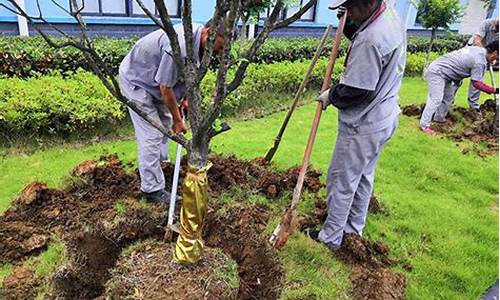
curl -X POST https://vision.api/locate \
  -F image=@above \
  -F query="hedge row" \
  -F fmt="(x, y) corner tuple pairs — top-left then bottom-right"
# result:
(0, 58), (344, 135)
(0, 33), (468, 78)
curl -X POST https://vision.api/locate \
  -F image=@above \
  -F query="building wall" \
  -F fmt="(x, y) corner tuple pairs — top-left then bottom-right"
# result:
(0, 0), (497, 37)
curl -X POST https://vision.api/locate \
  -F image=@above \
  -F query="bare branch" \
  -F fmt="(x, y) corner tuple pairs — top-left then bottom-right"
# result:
(208, 122), (231, 138)
(154, 0), (185, 79)
(203, 0), (241, 132)
(196, 0), (227, 82)
(182, 0), (195, 68)
(273, 0), (317, 30)
(135, 0), (165, 30)
(226, 0), (285, 94)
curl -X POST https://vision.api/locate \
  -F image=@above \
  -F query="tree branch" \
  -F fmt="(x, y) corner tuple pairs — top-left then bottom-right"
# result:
(203, 0), (241, 132)
(226, 0), (285, 94)
(273, 0), (317, 30)
(154, 0), (185, 80)
(135, 0), (165, 30)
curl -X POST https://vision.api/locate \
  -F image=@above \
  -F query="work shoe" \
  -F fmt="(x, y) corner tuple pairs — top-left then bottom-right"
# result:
(303, 227), (321, 242)
(419, 126), (436, 135)
(142, 189), (171, 204)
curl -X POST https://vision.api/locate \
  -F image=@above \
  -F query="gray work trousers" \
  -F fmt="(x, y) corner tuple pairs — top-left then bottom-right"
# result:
(318, 116), (399, 248)
(420, 71), (462, 127)
(120, 80), (172, 193)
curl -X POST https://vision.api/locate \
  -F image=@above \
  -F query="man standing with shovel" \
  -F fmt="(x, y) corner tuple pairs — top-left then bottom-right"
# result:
(308, 0), (406, 249)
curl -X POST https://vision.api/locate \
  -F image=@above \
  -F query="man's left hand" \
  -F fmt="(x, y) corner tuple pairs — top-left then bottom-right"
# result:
(179, 98), (189, 118)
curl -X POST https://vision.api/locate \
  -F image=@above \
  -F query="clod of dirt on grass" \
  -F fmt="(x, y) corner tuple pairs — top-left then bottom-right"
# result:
(297, 196), (405, 300)
(204, 203), (285, 300)
(402, 100), (499, 155)
(0, 222), (50, 264)
(104, 239), (239, 299)
(1, 267), (40, 300)
(334, 234), (406, 300)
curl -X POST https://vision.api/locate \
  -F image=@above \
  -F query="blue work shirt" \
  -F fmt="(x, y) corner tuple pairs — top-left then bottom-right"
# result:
(119, 24), (203, 102)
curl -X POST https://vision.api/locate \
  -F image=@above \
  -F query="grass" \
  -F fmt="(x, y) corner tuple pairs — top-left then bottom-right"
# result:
(0, 76), (498, 299)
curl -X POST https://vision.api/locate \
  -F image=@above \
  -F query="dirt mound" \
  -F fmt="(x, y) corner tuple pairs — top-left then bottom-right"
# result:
(401, 104), (424, 117)
(335, 234), (405, 300)
(104, 240), (239, 300)
(204, 204), (285, 299)
(1, 267), (40, 300)
(161, 154), (323, 198)
(402, 100), (499, 155)
(1, 155), (291, 299)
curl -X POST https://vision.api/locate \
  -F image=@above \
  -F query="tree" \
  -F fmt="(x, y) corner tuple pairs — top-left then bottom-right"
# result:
(2, 0), (317, 262)
(412, 0), (463, 67)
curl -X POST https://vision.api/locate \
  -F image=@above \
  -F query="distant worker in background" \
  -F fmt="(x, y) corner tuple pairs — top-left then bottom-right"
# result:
(420, 41), (499, 135)
(467, 18), (499, 112)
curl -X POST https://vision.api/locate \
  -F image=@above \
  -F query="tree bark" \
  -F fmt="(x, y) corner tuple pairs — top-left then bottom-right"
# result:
(425, 28), (436, 69)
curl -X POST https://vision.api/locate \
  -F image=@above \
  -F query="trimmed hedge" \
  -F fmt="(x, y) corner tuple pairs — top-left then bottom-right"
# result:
(0, 33), (468, 78)
(0, 58), (343, 135)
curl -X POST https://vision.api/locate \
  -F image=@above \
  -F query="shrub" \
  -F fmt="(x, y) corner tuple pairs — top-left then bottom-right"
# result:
(0, 70), (124, 136)
(0, 33), (469, 78)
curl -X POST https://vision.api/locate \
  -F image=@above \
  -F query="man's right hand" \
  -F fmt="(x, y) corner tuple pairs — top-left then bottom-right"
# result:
(173, 120), (187, 134)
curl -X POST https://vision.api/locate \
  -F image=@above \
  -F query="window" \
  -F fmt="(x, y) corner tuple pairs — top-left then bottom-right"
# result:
(71, 0), (181, 17)
(259, 0), (317, 22)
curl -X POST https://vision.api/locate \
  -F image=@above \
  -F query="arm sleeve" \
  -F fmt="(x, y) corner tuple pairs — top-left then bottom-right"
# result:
(340, 39), (382, 91)
(470, 63), (486, 82)
(471, 80), (495, 94)
(328, 84), (375, 109)
(155, 51), (178, 87)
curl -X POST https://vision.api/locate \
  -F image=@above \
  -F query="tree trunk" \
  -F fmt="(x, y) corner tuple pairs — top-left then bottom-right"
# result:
(188, 130), (210, 169)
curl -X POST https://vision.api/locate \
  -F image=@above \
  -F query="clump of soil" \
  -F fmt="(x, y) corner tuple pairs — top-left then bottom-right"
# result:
(161, 154), (323, 198)
(204, 204), (285, 299)
(297, 196), (404, 300)
(104, 240), (239, 300)
(401, 100), (499, 155)
(1, 267), (41, 300)
(335, 234), (405, 300)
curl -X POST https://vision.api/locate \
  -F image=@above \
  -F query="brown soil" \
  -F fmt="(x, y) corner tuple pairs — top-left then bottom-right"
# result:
(103, 240), (239, 300)
(1, 154), (291, 299)
(2, 267), (41, 300)
(297, 196), (405, 300)
(161, 154), (323, 198)
(204, 204), (285, 299)
(335, 234), (406, 300)
(401, 100), (499, 155)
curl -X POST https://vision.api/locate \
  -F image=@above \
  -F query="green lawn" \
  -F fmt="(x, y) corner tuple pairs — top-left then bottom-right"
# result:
(0, 76), (498, 299)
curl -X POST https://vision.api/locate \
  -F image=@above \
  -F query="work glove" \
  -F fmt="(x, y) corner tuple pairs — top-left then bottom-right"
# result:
(317, 89), (331, 110)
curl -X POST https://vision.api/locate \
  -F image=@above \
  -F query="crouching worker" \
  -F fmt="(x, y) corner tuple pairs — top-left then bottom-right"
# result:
(308, 0), (406, 249)
(119, 22), (224, 203)
(419, 41), (499, 135)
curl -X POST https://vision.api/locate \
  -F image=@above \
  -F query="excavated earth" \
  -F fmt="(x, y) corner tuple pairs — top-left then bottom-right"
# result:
(0, 154), (318, 299)
(299, 197), (407, 300)
(1, 153), (405, 300)
(402, 99), (499, 155)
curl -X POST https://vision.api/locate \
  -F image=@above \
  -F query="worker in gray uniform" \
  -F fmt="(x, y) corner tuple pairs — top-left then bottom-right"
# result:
(467, 18), (498, 112)
(307, 0), (406, 249)
(119, 22), (224, 203)
(420, 42), (499, 135)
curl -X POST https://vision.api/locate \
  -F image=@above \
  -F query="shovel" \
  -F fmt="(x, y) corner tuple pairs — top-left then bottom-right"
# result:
(164, 110), (186, 241)
(269, 15), (347, 250)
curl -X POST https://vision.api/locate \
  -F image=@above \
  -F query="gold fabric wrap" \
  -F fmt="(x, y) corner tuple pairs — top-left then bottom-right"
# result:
(174, 162), (212, 264)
